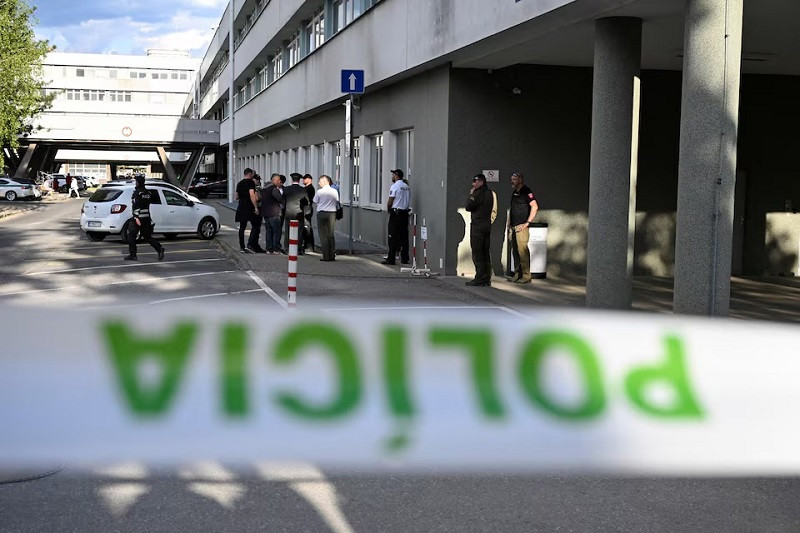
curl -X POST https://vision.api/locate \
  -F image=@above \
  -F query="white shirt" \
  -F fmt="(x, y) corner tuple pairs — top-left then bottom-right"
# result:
(314, 185), (339, 212)
(389, 180), (410, 210)
(70, 179), (79, 190)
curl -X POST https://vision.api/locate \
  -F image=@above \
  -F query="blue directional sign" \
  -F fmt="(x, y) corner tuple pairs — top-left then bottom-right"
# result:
(341, 69), (365, 94)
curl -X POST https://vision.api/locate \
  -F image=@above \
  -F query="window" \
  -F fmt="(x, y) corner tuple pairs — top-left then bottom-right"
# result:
(180, 72), (188, 80)
(76, 68), (85, 77)
(124, 92), (132, 102)
(82, 90), (90, 101)
(160, 73), (168, 80)
(332, 141), (341, 185)
(396, 129), (414, 180)
(109, 70), (117, 79)
(352, 138), (361, 202)
(130, 71), (138, 79)
(307, 10), (325, 53)
(288, 33), (300, 68)
(139, 72), (146, 79)
(163, 190), (190, 207)
(171, 72), (179, 80)
(334, 0), (355, 32)
(271, 51), (284, 81)
(369, 134), (384, 205)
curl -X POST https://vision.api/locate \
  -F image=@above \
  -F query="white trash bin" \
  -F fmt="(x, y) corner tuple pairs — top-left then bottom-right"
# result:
(528, 222), (548, 279)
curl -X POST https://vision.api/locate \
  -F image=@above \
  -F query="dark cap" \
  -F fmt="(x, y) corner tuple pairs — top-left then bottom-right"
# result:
(134, 175), (146, 187)
(390, 169), (404, 179)
(290, 173), (303, 182)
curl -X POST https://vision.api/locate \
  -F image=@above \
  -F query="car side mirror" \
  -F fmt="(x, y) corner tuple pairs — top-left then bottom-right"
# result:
(187, 200), (194, 207)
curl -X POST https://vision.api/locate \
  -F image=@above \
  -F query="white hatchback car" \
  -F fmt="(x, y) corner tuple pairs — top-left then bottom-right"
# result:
(80, 184), (220, 242)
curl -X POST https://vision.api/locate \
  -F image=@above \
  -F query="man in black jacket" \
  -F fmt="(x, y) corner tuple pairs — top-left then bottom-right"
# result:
(262, 173), (286, 253)
(283, 173), (309, 253)
(464, 173), (493, 286)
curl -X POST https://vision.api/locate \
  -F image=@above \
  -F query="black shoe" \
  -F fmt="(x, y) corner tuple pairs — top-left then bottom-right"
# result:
(157, 249), (165, 261)
(124, 255), (138, 261)
(241, 247), (253, 254)
(381, 260), (396, 265)
(253, 246), (267, 254)
(465, 279), (491, 287)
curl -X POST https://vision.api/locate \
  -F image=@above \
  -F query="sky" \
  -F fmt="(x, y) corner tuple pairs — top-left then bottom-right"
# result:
(32, 0), (227, 58)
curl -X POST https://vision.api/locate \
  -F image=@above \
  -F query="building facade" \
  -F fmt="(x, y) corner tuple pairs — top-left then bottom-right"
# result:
(35, 50), (203, 179)
(188, 0), (800, 315)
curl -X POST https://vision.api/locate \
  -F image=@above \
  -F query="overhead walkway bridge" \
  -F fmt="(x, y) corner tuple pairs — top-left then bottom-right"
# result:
(5, 114), (220, 189)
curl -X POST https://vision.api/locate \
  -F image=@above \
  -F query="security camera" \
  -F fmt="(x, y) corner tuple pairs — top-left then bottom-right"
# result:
(288, 122), (300, 131)
(512, 87), (522, 95)
(257, 133), (267, 140)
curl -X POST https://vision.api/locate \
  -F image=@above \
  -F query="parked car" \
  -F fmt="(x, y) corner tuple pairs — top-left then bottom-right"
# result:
(80, 183), (220, 242)
(188, 174), (227, 199)
(0, 176), (42, 201)
(83, 176), (101, 188)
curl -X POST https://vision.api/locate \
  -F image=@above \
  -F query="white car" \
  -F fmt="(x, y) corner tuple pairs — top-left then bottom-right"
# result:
(83, 176), (100, 188)
(0, 176), (43, 201)
(80, 183), (220, 242)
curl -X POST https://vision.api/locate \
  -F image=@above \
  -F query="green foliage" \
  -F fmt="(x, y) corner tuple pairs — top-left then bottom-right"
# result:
(0, 0), (54, 170)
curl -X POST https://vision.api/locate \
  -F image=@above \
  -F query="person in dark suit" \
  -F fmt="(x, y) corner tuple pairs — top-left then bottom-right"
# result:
(283, 173), (309, 253)
(302, 174), (316, 252)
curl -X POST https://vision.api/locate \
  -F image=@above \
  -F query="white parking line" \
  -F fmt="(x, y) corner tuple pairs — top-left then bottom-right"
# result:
(0, 271), (237, 297)
(246, 270), (288, 309)
(149, 289), (264, 305)
(24, 258), (224, 276)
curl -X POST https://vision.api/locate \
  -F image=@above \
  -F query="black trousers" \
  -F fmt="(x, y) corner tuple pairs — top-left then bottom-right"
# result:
(470, 225), (492, 283)
(387, 209), (410, 264)
(128, 219), (163, 257)
(303, 210), (315, 251)
(238, 213), (261, 249)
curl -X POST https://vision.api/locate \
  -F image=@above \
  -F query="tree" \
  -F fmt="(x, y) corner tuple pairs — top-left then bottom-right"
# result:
(0, 0), (53, 171)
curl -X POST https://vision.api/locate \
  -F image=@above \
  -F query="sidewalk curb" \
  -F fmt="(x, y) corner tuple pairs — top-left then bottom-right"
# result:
(214, 200), (387, 255)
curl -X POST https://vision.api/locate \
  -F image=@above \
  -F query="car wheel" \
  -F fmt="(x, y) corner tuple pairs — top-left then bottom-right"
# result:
(163, 233), (179, 240)
(120, 219), (134, 243)
(86, 231), (106, 242)
(197, 217), (217, 240)
(5, 191), (17, 201)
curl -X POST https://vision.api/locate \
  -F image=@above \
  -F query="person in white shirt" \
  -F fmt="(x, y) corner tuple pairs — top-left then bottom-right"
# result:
(69, 175), (80, 198)
(313, 175), (340, 261)
(382, 169), (411, 265)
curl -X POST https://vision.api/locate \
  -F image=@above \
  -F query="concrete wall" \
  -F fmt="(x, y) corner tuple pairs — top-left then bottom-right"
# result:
(446, 65), (593, 277)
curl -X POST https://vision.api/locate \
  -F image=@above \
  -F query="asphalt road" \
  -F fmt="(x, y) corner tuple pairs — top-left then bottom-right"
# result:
(2, 199), (800, 532)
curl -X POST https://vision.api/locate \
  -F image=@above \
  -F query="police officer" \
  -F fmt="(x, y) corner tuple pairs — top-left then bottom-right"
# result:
(464, 173), (494, 286)
(124, 175), (165, 261)
(382, 169), (411, 265)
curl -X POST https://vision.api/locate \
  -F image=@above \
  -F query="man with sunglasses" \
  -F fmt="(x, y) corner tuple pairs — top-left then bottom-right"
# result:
(465, 173), (495, 286)
(508, 172), (539, 283)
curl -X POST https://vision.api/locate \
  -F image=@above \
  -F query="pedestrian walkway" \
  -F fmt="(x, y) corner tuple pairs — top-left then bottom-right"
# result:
(211, 200), (800, 323)
(213, 200), (404, 279)
(442, 273), (800, 323)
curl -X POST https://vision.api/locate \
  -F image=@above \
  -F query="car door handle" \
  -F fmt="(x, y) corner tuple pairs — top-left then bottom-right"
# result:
(169, 210), (176, 213)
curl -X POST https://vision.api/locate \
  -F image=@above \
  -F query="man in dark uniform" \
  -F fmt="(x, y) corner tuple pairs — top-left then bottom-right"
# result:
(464, 173), (494, 286)
(235, 168), (261, 253)
(124, 175), (165, 261)
(283, 173), (309, 254)
(302, 174), (316, 252)
(508, 172), (539, 284)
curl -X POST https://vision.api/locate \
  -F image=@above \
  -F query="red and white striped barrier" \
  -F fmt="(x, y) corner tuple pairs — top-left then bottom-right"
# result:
(287, 220), (299, 308)
(402, 214), (436, 277)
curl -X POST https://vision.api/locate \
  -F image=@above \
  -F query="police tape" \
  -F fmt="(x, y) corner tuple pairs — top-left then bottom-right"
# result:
(1, 304), (799, 474)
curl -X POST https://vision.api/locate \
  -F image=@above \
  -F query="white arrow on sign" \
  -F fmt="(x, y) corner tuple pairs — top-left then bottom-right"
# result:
(349, 73), (357, 91)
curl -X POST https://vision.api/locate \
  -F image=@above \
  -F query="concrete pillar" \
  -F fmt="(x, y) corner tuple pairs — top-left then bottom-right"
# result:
(673, 0), (743, 316)
(586, 17), (642, 309)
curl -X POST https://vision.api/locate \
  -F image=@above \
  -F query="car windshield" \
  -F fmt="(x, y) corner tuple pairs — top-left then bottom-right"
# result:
(88, 188), (124, 202)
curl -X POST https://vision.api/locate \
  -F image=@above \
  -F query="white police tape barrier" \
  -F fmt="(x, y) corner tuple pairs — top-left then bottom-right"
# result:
(2, 304), (800, 474)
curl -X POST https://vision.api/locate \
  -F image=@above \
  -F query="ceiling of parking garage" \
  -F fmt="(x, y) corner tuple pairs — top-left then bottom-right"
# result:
(452, 0), (800, 76)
